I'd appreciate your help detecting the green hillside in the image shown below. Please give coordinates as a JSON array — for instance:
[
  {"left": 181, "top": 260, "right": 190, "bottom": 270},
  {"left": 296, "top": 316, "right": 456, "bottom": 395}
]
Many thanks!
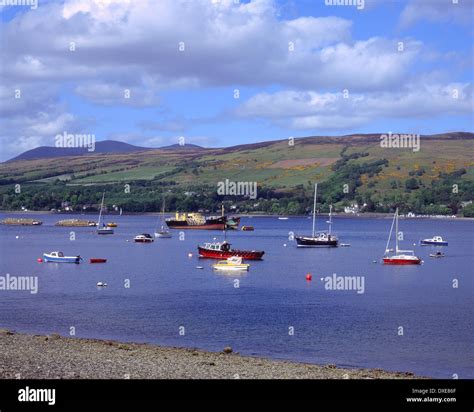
[{"left": 1, "top": 133, "right": 473, "bottom": 216}]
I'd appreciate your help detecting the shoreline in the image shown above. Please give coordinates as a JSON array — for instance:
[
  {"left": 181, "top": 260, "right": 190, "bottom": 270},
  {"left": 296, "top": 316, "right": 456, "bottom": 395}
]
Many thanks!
[
  {"left": 0, "top": 210, "right": 471, "bottom": 220},
  {"left": 0, "top": 329, "right": 426, "bottom": 379}
]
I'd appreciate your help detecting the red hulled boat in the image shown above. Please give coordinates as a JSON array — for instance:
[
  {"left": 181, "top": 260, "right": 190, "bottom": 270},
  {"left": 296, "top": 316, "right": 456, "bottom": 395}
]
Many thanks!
[
  {"left": 382, "top": 208, "right": 421, "bottom": 265},
  {"left": 383, "top": 255, "right": 422, "bottom": 265},
  {"left": 198, "top": 241, "right": 264, "bottom": 260},
  {"left": 90, "top": 258, "right": 107, "bottom": 263}
]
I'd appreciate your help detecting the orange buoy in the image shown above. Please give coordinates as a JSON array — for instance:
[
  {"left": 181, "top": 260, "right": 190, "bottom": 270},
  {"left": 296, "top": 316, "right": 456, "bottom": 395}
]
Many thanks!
[
  {"left": 37, "top": 258, "right": 43, "bottom": 263},
  {"left": 305, "top": 273, "right": 312, "bottom": 281}
]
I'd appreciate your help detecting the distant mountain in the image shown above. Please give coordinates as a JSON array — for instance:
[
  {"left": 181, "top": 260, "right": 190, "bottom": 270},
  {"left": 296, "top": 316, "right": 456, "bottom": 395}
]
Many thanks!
[
  {"left": 7, "top": 140, "right": 207, "bottom": 162},
  {"left": 7, "top": 140, "right": 154, "bottom": 162}
]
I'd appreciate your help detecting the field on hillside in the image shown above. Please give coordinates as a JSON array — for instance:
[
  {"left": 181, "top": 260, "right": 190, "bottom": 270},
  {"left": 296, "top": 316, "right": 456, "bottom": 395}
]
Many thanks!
[
  {"left": 1, "top": 134, "right": 473, "bottom": 215},
  {"left": 2, "top": 136, "right": 472, "bottom": 190}
]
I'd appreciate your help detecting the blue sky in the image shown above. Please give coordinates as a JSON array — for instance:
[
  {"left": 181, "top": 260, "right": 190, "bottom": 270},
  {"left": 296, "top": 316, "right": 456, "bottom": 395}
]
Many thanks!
[{"left": 0, "top": 0, "right": 472, "bottom": 160}]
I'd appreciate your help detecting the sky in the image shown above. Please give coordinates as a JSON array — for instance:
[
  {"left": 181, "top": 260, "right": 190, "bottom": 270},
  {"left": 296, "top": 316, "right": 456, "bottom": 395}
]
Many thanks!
[{"left": 0, "top": 0, "right": 472, "bottom": 160}]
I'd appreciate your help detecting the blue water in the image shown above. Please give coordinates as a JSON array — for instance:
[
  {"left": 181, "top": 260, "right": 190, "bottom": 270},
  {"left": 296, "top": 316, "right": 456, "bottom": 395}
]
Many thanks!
[{"left": 0, "top": 213, "right": 472, "bottom": 378}]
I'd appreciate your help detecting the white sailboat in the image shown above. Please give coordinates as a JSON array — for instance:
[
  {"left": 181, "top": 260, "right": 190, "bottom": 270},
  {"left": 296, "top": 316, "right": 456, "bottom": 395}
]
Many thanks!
[
  {"left": 97, "top": 192, "right": 114, "bottom": 235},
  {"left": 382, "top": 208, "right": 421, "bottom": 265},
  {"left": 155, "top": 198, "right": 171, "bottom": 238}
]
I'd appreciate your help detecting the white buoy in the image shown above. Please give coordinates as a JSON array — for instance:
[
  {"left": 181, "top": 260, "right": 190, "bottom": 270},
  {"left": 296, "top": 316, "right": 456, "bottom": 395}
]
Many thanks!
[
  {"left": 15, "top": 235, "right": 19, "bottom": 239},
  {"left": 188, "top": 253, "right": 193, "bottom": 258},
  {"left": 283, "top": 243, "right": 287, "bottom": 247}
]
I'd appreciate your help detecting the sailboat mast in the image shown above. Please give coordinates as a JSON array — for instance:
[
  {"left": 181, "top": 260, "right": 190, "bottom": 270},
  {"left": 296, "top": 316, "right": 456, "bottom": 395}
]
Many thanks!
[
  {"left": 385, "top": 209, "right": 396, "bottom": 255},
  {"left": 312, "top": 183, "right": 317, "bottom": 238},
  {"left": 98, "top": 192, "right": 105, "bottom": 226},
  {"left": 222, "top": 203, "right": 227, "bottom": 241},
  {"left": 395, "top": 207, "right": 399, "bottom": 254},
  {"left": 328, "top": 204, "right": 332, "bottom": 235}
]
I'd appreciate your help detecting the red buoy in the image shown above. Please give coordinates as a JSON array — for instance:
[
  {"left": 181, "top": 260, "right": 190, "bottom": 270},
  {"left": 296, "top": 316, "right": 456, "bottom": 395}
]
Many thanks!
[
  {"left": 37, "top": 258, "right": 43, "bottom": 263},
  {"left": 305, "top": 273, "right": 312, "bottom": 281}
]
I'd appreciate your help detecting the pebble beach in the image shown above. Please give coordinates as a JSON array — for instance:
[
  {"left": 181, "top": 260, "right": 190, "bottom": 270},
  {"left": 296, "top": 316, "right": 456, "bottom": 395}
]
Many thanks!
[{"left": 0, "top": 330, "right": 424, "bottom": 379}]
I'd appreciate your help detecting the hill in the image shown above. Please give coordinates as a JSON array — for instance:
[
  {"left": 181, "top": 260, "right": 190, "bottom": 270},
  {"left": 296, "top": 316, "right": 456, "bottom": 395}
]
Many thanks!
[
  {"left": 1, "top": 132, "right": 473, "bottom": 216},
  {"left": 7, "top": 140, "right": 155, "bottom": 162}
]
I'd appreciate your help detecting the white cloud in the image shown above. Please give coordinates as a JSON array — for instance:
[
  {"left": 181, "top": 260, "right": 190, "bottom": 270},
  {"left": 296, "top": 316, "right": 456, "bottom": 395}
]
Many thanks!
[
  {"left": 399, "top": 0, "right": 473, "bottom": 29},
  {"left": 236, "top": 83, "right": 473, "bottom": 130},
  {"left": 0, "top": 0, "right": 470, "bottom": 160},
  {"left": 0, "top": 0, "right": 417, "bottom": 91}
]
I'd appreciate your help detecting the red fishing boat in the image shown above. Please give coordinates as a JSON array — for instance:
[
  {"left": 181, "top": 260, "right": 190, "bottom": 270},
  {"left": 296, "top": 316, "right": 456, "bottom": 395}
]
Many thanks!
[
  {"left": 382, "top": 208, "right": 421, "bottom": 265},
  {"left": 198, "top": 241, "right": 264, "bottom": 260}
]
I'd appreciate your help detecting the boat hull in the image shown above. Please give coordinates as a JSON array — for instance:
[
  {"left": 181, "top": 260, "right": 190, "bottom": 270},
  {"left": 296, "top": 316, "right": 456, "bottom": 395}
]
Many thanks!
[
  {"left": 167, "top": 222, "right": 226, "bottom": 230},
  {"left": 198, "top": 247, "right": 264, "bottom": 260},
  {"left": 134, "top": 239, "right": 153, "bottom": 243},
  {"left": 241, "top": 226, "right": 254, "bottom": 231},
  {"left": 97, "top": 228, "right": 114, "bottom": 235},
  {"left": 420, "top": 241, "right": 448, "bottom": 246},
  {"left": 90, "top": 258, "right": 107, "bottom": 263},
  {"left": 166, "top": 216, "right": 240, "bottom": 230},
  {"left": 213, "top": 265, "right": 249, "bottom": 271},
  {"left": 43, "top": 255, "right": 81, "bottom": 264},
  {"left": 383, "top": 257, "right": 421, "bottom": 265},
  {"left": 295, "top": 236, "right": 338, "bottom": 247}
]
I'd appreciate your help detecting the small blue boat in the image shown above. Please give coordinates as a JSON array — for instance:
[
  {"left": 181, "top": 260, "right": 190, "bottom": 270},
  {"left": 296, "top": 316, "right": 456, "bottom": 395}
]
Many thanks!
[
  {"left": 43, "top": 251, "right": 82, "bottom": 263},
  {"left": 420, "top": 236, "right": 448, "bottom": 246}
]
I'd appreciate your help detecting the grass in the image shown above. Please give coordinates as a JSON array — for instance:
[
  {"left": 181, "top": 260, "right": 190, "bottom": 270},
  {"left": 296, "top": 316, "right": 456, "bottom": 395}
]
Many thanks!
[{"left": 1, "top": 134, "right": 472, "bottom": 191}]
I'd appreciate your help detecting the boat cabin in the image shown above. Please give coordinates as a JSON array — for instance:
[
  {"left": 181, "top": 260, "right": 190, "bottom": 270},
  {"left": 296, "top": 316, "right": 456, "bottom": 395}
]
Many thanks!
[
  {"left": 202, "top": 242, "right": 231, "bottom": 251},
  {"left": 49, "top": 251, "right": 64, "bottom": 257}
]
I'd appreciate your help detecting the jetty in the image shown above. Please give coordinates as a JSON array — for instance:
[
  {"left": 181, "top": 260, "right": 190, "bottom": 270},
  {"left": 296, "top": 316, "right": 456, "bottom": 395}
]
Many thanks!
[
  {"left": 55, "top": 219, "right": 96, "bottom": 227},
  {"left": 0, "top": 218, "right": 42, "bottom": 226}
]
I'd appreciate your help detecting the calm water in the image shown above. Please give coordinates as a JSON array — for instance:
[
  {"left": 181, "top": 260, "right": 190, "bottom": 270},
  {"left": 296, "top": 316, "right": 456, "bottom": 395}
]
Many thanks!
[{"left": 0, "top": 213, "right": 472, "bottom": 378}]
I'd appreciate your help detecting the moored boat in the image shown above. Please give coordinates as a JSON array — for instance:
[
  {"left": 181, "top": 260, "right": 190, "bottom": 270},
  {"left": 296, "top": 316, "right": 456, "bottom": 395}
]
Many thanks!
[
  {"left": 155, "top": 198, "right": 172, "bottom": 238},
  {"left": 420, "top": 236, "right": 448, "bottom": 246},
  {"left": 43, "top": 251, "right": 82, "bottom": 264},
  {"left": 198, "top": 241, "right": 264, "bottom": 260},
  {"left": 106, "top": 222, "right": 118, "bottom": 228},
  {"left": 429, "top": 251, "right": 445, "bottom": 258},
  {"left": 241, "top": 225, "right": 254, "bottom": 231},
  {"left": 90, "top": 258, "right": 107, "bottom": 263},
  {"left": 166, "top": 212, "right": 240, "bottom": 230},
  {"left": 226, "top": 216, "right": 241, "bottom": 230},
  {"left": 296, "top": 233, "right": 338, "bottom": 247},
  {"left": 213, "top": 256, "right": 250, "bottom": 271},
  {"left": 134, "top": 233, "right": 154, "bottom": 243},
  {"left": 166, "top": 212, "right": 226, "bottom": 230},
  {"left": 295, "top": 184, "right": 338, "bottom": 247},
  {"left": 382, "top": 209, "right": 421, "bottom": 265},
  {"left": 98, "top": 226, "right": 114, "bottom": 235},
  {"left": 97, "top": 192, "right": 114, "bottom": 235}
]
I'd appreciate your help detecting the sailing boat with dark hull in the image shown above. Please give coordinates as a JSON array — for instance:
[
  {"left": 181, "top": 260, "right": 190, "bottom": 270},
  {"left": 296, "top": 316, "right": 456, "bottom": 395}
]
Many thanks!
[{"left": 295, "top": 184, "right": 338, "bottom": 247}]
